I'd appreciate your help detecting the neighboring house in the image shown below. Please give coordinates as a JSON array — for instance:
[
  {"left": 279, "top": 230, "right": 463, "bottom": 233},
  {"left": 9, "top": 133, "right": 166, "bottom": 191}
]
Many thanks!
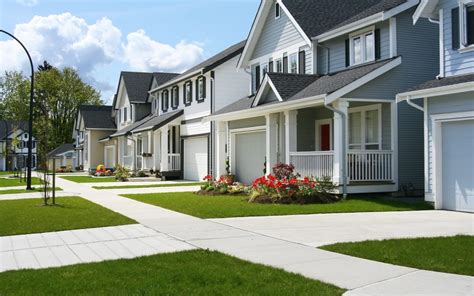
[
  {"left": 205, "top": 0, "right": 439, "bottom": 195},
  {"left": 397, "top": 0, "right": 474, "bottom": 212},
  {"left": 73, "top": 105, "right": 116, "bottom": 171},
  {"left": 0, "top": 120, "right": 37, "bottom": 171},
  {"left": 106, "top": 71, "right": 179, "bottom": 172},
  {"left": 135, "top": 40, "right": 249, "bottom": 180},
  {"left": 47, "top": 143, "right": 76, "bottom": 171}
]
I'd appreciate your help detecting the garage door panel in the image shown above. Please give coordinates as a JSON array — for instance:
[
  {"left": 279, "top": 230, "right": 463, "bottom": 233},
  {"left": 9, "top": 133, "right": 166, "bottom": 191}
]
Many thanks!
[
  {"left": 235, "top": 131, "right": 266, "bottom": 185},
  {"left": 184, "top": 137, "right": 208, "bottom": 181},
  {"left": 442, "top": 120, "right": 474, "bottom": 212}
]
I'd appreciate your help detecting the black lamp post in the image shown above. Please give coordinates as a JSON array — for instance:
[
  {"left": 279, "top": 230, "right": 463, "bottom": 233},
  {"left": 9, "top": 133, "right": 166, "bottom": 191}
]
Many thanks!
[{"left": 0, "top": 29, "right": 34, "bottom": 190}]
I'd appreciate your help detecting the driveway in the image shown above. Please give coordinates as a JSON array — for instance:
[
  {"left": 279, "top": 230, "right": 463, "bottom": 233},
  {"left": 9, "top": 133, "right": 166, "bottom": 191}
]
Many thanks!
[{"left": 210, "top": 210, "right": 474, "bottom": 247}]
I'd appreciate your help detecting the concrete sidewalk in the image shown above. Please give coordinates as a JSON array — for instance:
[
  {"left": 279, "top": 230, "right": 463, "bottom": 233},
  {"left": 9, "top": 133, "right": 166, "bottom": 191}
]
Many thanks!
[{"left": 47, "top": 176, "right": 473, "bottom": 295}]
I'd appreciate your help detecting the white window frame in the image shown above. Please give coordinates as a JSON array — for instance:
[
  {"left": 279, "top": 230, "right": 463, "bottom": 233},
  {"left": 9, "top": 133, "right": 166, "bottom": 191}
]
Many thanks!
[
  {"left": 275, "top": 1, "right": 281, "bottom": 19},
  {"left": 348, "top": 104, "right": 382, "bottom": 151},
  {"left": 349, "top": 26, "right": 376, "bottom": 66},
  {"left": 460, "top": 0, "right": 474, "bottom": 51},
  {"left": 289, "top": 52, "right": 298, "bottom": 73},
  {"left": 172, "top": 86, "right": 179, "bottom": 108},
  {"left": 185, "top": 81, "right": 193, "bottom": 104},
  {"left": 198, "top": 77, "right": 205, "bottom": 100}
]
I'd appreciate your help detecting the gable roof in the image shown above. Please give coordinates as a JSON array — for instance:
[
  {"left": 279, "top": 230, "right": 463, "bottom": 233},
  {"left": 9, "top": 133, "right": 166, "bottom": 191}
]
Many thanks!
[
  {"left": 151, "top": 40, "right": 246, "bottom": 92},
  {"left": 79, "top": 105, "right": 116, "bottom": 130},
  {"left": 47, "top": 143, "right": 74, "bottom": 158},
  {"left": 132, "top": 110, "right": 184, "bottom": 133},
  {"left": 0, "top": 120, "right": 28, "bottom": 140},
  {"left": 153, "top": 72, "right": 180, "bottom": 86},
  {"left": 121, "top": 72, "right": 154, "bottom": 104}
]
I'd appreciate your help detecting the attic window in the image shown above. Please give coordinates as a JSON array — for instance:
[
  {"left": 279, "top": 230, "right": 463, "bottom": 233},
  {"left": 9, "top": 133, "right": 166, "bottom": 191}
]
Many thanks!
[
  {"left": 275, "top": 2, "right": 281, "bottom": 19},
  {"left": 349, "top": 28, "right": 375, "bottom": 66}
]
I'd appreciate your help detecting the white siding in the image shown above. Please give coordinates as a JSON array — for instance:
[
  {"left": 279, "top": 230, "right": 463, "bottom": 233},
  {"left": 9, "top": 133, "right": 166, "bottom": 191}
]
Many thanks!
[{"left": 214, "top": 55, "right": 250, "bottom": 112}]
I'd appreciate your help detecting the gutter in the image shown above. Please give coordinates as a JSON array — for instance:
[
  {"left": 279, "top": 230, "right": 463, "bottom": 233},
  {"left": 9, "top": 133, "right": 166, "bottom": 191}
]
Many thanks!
[{"left": 406, "top": 95, "right": 425, "bottom": 112}]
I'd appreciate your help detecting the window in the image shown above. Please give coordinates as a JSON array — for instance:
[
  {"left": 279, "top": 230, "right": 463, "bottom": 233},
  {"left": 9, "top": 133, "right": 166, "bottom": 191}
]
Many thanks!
[
  {"left": 161, "top": 90, "right": 169, "bottom": 112},
  {"left": 197, "top": 77, "right": 206, "bottom": 102},
  {"left": 275, "top": 58, "right": 283, "bottom": 73},
  {"left": 172, "top": 86, "right": 179, "bottom": 108},
  {"left": 298, "top": 50, "right": 306, "bottom": 74},
  {"left": 462, "top": 2, "right": 474, "bottom": 47},
  {"left": 282, "top": 54, "right": 288, "bottom": 73},
  {"left": 184, "top": 81, "right": 193, "bottom": 105},
  {"left": 348, "top": 105, "right": 381, "bottom": 150},
  {"left": 261, "top": 63, "right": 268, "bottom": 78},
  {"left": 275, "top": 2, "right": 281, "bottom": 19},
  {"left": 289, "top": 53, "right": 298, "bottom": 73},
  {"left": 268, "top": 58, "right": 274, "bottom": 72},
  {"left": 137, "top": 137, "right": 143, "bottom": 155},
  {"left": 123, "top": 107, "right": 127, "bottom": 122},
  {"left": 251, "top": 64, "right": 261, "bottom": 94},
  {"left": 350, "top": 29, "right": 375, "bottom": 65}
]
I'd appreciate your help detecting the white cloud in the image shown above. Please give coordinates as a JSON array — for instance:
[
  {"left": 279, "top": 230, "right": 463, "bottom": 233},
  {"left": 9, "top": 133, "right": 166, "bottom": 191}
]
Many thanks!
[
  {"left": 16, "top": 0, "right": 38, "bottom": 7},
  {"left": 123, "top": 29, "right": 204, "bottom": 73}
]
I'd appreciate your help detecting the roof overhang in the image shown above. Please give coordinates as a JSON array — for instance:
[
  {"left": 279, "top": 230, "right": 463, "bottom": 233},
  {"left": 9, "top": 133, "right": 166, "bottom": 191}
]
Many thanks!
[
  {"left": 314, "top": 0, "right": 418, "bottom": 42},
  {"left": 132, "top": 111, "right": 184, "bottom": 134},
  {"left": 237, "top": 0, "right": 311, "bottom": 69},
  {"left": 252, "top": 75, "right": 284, "bottom": 107},
  {"left": 397, "top": 81, "right": 474, "bottom": 102},
  {"left": 325, "top": 56, "right": 402, "bottom": 104},
  {"left": 413, "top": 0, "right": 440, "bottom": 25}
]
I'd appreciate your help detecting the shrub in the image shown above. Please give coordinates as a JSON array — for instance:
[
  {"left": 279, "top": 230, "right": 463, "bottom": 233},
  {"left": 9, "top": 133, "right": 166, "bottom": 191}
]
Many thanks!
[
  {"left": 114, "top": 164, "right": 130, "bottom": 182},
  {"left": 137, "top": 170, "right": 148, "bottom": 178},
  {"left": 272, "top": 163, "right": 297, "bottom": 180},
  {"left": 198, "top": 175, "right": 247, "bottom": 196}
]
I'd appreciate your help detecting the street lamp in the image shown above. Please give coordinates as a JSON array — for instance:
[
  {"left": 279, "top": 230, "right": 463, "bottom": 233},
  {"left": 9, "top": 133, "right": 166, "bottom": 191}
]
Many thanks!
[{"left": 0, "top": 29, "right": 34, "bottom": 190}]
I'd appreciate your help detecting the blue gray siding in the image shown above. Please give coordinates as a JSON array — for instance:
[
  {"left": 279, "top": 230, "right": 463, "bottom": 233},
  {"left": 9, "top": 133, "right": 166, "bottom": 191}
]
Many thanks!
[
  {"left": 297, "top": 107, "right": 333, "bottom": 151},
  {"left": 440, "top": 0, "right": 474, "bottom": 76},
  {"left": 426, "top": 92, "right": 474, "bottom": 195},
  {"left": 229, "top": 117, "right": 266, "bottom": 130},
  {"left": 251, "top": 2, "right": 306, "bottom": 60}
]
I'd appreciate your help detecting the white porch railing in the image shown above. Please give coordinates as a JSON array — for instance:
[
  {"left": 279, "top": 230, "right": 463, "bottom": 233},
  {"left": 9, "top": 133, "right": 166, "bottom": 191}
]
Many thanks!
[
  {"left": 168, "top": 153, "right": 181, "bottom": 171},
  {"left": 123, "top": 155, "right": 133, "bottom": 169},
  {"left": 347, "top": 151, "right": 393, "bottom": 182},
  {"left": 290, "top": 151, "right": 334, "bottom": 179}
]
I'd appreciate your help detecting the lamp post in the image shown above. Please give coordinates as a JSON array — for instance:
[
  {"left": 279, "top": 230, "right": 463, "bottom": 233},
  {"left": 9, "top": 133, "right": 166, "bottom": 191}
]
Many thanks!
[
  {"left": 1, "top": 120, "right": 8, "bottom": 171},
  {"left": 0, "top": 29, "right": 34, "bottom": 190}
]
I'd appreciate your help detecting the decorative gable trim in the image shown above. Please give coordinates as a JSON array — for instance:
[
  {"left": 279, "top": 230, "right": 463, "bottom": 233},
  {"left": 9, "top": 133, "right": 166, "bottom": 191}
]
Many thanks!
[{"left": 252, "top": 75, "right": 283, "bottom": 107}]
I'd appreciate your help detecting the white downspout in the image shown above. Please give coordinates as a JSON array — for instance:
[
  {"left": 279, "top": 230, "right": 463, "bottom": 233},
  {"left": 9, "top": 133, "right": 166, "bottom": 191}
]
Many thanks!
[{"left": 406, "top": 95, "right": 425, "bottom": 112}]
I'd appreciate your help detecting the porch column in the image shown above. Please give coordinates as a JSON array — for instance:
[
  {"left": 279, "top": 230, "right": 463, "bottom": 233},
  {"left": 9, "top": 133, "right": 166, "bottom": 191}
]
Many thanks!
[
  {"left": 265, "top": 113, "right": 279, "bottom": 174},
  {"left": 215, "top": 121, "right": 227, "bottom": 177},
  {"left": 284, "top": 110, "right": 298, "bottom": 164},
  {"left": 160, "top": 126, "right": 169, "bottom": 172},
  {"left": 153, "top": 130, "right": 161, "bottom": 171},
  {"left": 332, "top": 100, "right": 349, "bottom": 185}
]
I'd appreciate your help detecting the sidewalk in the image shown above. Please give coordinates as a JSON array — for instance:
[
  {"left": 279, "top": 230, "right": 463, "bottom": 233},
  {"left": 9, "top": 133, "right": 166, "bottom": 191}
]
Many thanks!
[
  {"left": 49, "top": 176, "right": 473, "bottom": 294},
  {"left": 0, "top": 191, "right": 77, "bottom": 201}
]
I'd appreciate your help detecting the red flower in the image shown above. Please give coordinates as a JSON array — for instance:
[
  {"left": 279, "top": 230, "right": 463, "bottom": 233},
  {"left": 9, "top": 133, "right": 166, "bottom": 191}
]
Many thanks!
[{"left": 203, "top": 175, "right": 213, "bottom": 181}]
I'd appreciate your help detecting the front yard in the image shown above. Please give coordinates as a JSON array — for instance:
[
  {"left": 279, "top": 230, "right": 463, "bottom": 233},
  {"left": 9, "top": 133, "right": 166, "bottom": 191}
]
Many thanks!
[
  {"left": 0, "top": 197, "right": 135, "bottom": 236},
  {"left": 0, "top": 250, "right": 344, "bottom": 295},
  {"left": 61, "top": 176, "right": 117, "bottom": 183},
  {"left": 320, "top": 236, "right": 474, "bottom": 276},
  {"left": 122, "top": 192, "right": 433, "bottom": 219},
  {"left": 0, "top": 177, "right": 43, "bottom": 187},
  {"left": 0, "top": 187, "right": 62, "bottom": 195},
  {"left": 93, "top": 182, "right": 203, "bottom": 190}
]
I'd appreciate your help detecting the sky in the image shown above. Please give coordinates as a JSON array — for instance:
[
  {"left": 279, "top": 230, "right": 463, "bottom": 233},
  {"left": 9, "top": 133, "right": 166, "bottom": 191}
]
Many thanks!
[{"left": 0, "top": 0, "right": 259, "bottom": 104}]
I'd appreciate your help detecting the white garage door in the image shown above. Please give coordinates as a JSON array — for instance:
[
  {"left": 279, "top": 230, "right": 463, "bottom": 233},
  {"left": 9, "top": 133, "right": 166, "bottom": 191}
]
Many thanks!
[
  {"left": 234, "top": 131, "right": 266, "bottom": 185},
  {"left": 183, "top": 137, "right": 208, "bottom": 181},
  {"left": 442, "top": 119, "right": 474, "bottom": 212}
]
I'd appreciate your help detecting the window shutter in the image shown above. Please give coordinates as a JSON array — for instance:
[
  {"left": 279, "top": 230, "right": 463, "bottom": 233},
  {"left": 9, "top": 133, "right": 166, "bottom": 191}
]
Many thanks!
[
  {"left": 452, "top": 7, "right": 460, "bottom": 50},
  {"left": 183, "top": 85, "right": 186, "bottom": 105},
  {"left": 255, "top": 65, "right": 261, "bottom": 90},
  {"left": 375, "top": 29, "right": 381, "bottom": 59},
  {"left": 467, "top": 6, "right": 474, "bottom": 45},
  {"left": 269, "top": 61, "right": 273, "bottom": 72},
  {"left": 195, "top": 79, "right": 199, "bottom": 101},
  {"left": 283, "top": 56, "right": 288, "bottom": 73},
  {"left": 298, "top": 51, "right": 306, "bottom": 74},
  {"left": 202, "top": 77, "right": 206, "bottom": 99},
  {"left": 345, "top": 39, "right": 350, "bottom": 67}
]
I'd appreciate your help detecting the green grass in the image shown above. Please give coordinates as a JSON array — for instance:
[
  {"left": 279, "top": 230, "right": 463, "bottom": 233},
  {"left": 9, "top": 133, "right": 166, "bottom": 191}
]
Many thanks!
[
  {"left": 320, "top": 236, "right": 474, "bottom": 276},
  {"left": 0, "top": 177, "right": 43, "bottom": 187},
  {"left": 122, "top": 192, "right": 433, "bottom": 219},
  {"left": 0, "top": 187, "right": 63, "bottom": 195},
  {"left": 0, "top": 197, "right": 135, "bottom": 236},
  {"left": 0, "top": 171, "right": 14, "bottom": 175},
  {"left": 61, "top": 176, "right": 117, "bottom": 183},
  {"left": 0, "top": 250, "right": 344, "bottom": 295},
  {"left": 93, "top": 182, "right": 204, "bottom": 190}
]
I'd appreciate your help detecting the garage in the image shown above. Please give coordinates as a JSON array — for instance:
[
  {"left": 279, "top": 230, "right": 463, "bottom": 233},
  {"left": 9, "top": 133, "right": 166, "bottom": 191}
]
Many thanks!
[
  {"left": 233, "top": 130, "right": 266, "bottom": 185},
  {"left": 183, "top": 136, "right": 208, "bottom": 181},
  {"left": 441, "top": 119, "right": 474, "bottom": 212}
]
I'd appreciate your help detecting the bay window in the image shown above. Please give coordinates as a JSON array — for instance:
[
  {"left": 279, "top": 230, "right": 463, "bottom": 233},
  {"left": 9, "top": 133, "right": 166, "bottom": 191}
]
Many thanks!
[
  {"left": 350, "top": 29, "right": 375, "bottom": 66},
  {"left": 349, "top": 105, "right": 381, "bottom": 150}
]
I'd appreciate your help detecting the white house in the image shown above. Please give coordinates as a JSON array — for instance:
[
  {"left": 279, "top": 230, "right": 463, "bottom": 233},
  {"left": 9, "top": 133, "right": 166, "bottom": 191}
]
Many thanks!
[
  {"left": 397, "top": 0, "right": 474, "bottom": 212},
  {"left": 0, "top": 120, "right": 37, "bottom": 171}
]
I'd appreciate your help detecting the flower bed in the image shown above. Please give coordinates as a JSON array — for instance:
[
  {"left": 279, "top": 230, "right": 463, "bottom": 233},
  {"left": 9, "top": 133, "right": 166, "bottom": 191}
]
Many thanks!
[{"left": 198, "top": 175, "right": 248, "bottom": 196}]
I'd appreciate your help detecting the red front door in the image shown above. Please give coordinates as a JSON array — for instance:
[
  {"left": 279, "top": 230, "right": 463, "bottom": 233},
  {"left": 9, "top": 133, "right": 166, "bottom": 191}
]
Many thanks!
[{"left": 320, "top": 124, "right": 331, "bottom": 151}]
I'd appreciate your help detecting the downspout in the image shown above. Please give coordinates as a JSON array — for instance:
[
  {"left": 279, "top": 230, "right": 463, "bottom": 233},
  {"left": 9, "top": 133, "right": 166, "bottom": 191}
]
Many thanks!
[
  {"left": 323, "top": 102, "right": 347, "bottom": 199},
  {"left": 210, "top": 71, "right": 216, "bottom": 176},
  {"left": 406, "top": 95, "right": 425, "bottom": 112}
]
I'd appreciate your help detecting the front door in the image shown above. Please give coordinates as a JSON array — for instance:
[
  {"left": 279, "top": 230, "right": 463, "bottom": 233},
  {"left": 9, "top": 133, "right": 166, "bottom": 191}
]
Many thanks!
[{"left": 320, "top": 124, "right": 331, "bottom": 151}]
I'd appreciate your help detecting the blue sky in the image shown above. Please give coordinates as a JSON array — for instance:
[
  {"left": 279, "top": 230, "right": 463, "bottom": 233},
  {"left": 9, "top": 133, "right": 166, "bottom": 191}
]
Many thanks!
[{"left": 0, "top": 0, "right": 259, "bottom": 103}]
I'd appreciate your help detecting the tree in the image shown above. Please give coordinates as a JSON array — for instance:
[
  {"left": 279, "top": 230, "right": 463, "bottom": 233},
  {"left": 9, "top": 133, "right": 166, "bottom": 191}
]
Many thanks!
[{"left": 37, "top": 60, "right": 53, "bottom": 72}]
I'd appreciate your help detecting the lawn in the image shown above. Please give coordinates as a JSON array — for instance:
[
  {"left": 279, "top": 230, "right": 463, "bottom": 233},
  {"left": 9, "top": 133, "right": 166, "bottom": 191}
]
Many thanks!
[
  {"left": 0, "top": 187, "right": 62, "bottom": 195},
  {"left": 0, "top": 197, "right": 135, "bottom": 236},
  {"left": 122, "top": 192, "right": 433, "bottom": 219},
  {"left": 93, "top": 182, "right": 203, "bottom": 190},
  {"left": 320, "top": 236, "right": 474, "bottom": 276},
  {"left": 61, "top": 176, "right": 117, "bottom": 183},
  {"left": 0, "top": 177, "right": 43, "bottom": 187},
  {"left": 0, "top": 171, "right": 14, "bottom": 175},
  {"left": 0, "top": 250, "right": 344, "bottom": 295}
]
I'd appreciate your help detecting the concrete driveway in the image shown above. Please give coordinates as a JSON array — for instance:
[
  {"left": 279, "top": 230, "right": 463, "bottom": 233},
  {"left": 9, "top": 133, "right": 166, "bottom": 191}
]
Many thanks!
[{"left": 210, "top": 210, "right": 474, "bottom": 247}]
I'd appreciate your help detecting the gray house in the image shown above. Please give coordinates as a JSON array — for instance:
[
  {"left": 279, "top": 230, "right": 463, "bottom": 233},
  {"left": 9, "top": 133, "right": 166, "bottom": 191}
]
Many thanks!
[
  {"left": 398, "top": 0, "right": 474, "bottom": 212},
  {"left": 206, "top": 0, "right": 439, "bottom": 195}
]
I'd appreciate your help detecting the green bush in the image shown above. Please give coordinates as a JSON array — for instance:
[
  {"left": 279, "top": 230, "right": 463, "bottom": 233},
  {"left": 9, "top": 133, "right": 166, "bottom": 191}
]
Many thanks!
[{"left": 114, "top": 164, "right": 130, "bottom": 182}]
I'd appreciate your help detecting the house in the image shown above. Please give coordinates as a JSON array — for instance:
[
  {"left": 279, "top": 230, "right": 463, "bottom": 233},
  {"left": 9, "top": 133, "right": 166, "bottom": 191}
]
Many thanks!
[
  {"left": 397, "top": 0, "right": 474, "bottom": 212},
  {"left": 73, "top": 105, "right": 116, "bottom": 171},
  {"left": 106, "top": 71, "right": 179, "bottom": 172},
  {"left": 47, "top": 143, "right": 76, "bottom": 171},
  {"left": 205, "top": 0, "right": 440, "bottom": 195},
  {"left": 0, "top": 120, "right": 37, "bottom": 171}
]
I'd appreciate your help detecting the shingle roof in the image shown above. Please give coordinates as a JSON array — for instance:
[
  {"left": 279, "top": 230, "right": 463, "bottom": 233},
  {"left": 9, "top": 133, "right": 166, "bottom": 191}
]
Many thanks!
[
  {"left": 267, "top": 73, "right": 319, "bottom": 100},
  {"left": 212, "top": 95, "right": 256, "bottom": 116},
  {"left": 121, "top": 72, "right": 154, "bottom": 104},
  {"left": 79, "top": 105, "right": 116, "bottom": 130},
  {"left": 405, "top": 73, "right": 474, "bottom": 92},
  {"left": 283, "top": 0, "right": 407, "bottom": 38},
  {"left": 47, "top": 143, "right": 74, "bottom": 158},
  {"left": 132, "top": 110, "right": 184, "bottom": 133},
  {"left": 152, "top": 72, "right": 180, "bottom": 86},
  {"left": 109, "top": 115, "right": 153, "bottom": 138},
  {"left": 0, "top": 120, "right": 28, "bottom": 140}
]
